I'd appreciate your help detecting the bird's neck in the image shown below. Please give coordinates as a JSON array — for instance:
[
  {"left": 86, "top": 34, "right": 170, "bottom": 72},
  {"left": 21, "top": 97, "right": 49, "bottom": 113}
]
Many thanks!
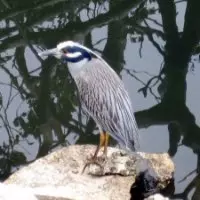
[{"left": 67, "top": 58, "right": 89, "bottom": 77}]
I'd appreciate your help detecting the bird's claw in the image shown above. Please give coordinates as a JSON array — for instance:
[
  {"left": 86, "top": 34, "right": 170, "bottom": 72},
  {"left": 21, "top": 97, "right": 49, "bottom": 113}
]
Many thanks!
[
  {"left": 82, "top": 155, "right": 107, "bottom": 174},
  {"left": 82, "top": 159, "right": 103, "bottom": 173}
]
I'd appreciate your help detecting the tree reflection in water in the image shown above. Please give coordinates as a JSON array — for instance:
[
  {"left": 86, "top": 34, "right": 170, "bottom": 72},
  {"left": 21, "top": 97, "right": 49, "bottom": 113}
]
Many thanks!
[{"left": 0, "top": 0, "right": 200, "bottom": 198}]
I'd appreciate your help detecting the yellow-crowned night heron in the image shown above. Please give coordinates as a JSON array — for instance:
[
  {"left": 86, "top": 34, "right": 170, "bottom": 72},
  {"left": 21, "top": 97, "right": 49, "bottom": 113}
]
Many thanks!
[{"left": 38, "top": 41, "right": 139, "bottom": 161}]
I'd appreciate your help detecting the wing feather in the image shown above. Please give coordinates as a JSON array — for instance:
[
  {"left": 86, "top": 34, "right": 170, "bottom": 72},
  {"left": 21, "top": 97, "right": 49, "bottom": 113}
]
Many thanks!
[{"left": 75, "top": 58, "right": 139, "bottom": 150}]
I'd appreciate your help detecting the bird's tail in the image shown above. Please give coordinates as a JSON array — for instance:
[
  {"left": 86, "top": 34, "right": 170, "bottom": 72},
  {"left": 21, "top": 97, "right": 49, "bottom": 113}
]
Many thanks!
[
  {"left": 125, "top": 120, "right": 140, "bottom": 152},
  {"left": 126, "top": 140, "right": 137, "bottom": 152},
  {"left": 119, "top": 138, "right": 138, "bottom": 152}
]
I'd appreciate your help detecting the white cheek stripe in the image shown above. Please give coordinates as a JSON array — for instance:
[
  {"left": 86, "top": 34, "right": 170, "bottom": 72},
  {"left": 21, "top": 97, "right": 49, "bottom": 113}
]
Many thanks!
[
  {"left": 66, "top": 52, "right": 81, "bottom": 58},
  {"left": 68, "top": 58, "right": 88, "bottom": 77}
]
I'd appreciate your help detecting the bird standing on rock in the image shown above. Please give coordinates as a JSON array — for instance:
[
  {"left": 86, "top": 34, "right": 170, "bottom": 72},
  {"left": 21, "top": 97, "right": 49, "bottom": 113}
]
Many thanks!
[{"left": 38, "top": 41, "right": 139, "bottom": 167}]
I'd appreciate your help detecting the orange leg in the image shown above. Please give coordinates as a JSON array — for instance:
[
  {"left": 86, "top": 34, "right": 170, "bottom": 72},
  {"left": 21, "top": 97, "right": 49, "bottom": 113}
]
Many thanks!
[
  {"left": 103, "top": 132, "right": 109, "bottom": 156},
  {"left": 82, "top": 131, "right": 109, "bottom": 173},
  {"left": 92, "top": 132, "right": 106, "bottom": 160}
]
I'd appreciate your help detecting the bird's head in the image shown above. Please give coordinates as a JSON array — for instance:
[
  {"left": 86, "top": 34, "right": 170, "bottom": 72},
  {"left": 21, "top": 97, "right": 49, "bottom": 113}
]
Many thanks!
[
  {"left": 38, "top": 41, "right": 96, "bottom": 70},
  {"left": 38, "top": 40, "right": 106, "bottom": 76}
]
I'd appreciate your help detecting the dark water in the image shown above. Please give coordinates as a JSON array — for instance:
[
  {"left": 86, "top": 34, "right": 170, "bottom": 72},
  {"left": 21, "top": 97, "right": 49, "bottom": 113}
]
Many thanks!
[{"left": 0, "top": 0, "right": 200, "bottom": 198}]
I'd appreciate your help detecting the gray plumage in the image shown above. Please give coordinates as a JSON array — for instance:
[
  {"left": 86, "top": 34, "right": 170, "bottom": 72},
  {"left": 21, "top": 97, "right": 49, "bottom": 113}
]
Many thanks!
[
  {"left": 74, "top": 58, "right": 139, "bottom": 151},
  {"left": 38, "top": 41, "right": 140, "bottom": 151}
]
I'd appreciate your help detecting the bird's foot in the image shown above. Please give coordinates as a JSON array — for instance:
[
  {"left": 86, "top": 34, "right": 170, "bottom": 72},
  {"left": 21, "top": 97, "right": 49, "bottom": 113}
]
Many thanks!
[{"left": 82, "top": 154, "right": 107, "bottom": 174}]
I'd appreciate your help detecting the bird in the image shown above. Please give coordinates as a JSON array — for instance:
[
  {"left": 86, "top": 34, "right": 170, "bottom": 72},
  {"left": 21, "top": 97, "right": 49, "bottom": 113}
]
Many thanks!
[{"left": 38, "top": 40, "right": 139, "bottom": 166}]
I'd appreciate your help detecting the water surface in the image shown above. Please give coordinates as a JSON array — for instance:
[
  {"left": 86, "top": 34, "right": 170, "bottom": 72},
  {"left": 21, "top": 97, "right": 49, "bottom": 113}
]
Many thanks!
[{"left": 0, "top": 0, "right": 200, "bottom": 198}]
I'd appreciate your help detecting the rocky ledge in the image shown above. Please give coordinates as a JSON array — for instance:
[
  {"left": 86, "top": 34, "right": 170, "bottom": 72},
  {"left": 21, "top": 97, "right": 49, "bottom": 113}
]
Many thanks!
[{"left": 3, "top": 145, "right": 174, "bottom": 200}]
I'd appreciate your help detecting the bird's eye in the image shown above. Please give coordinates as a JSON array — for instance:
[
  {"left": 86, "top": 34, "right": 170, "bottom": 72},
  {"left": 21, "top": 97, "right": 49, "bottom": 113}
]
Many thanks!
[{"left": 62, "top": 49, "right": 67, "bottom": 53}]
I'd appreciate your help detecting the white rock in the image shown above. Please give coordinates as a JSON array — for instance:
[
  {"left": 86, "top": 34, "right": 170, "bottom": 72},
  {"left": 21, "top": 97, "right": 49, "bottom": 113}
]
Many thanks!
[
  {"left": 146, "top": 193, "right": 169, "bottom": 200},
  {"left": 0, "top": 183, "right": 38, "bottom": 200},
  {"left": 4, "top": 145, "right": 174, "bottom": 200}
]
